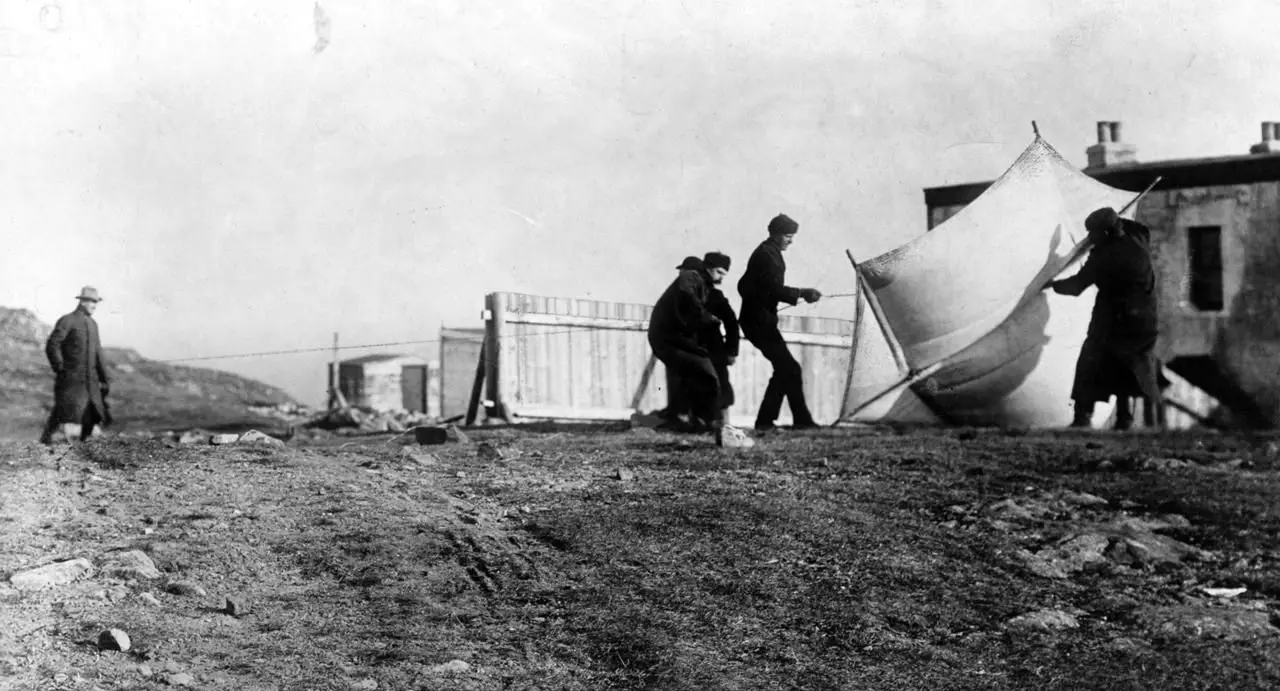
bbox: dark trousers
[747,327,814,428]
[40,406,101,444]
[650,340,722,426]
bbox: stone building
[924,121,1280,428]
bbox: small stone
[102,549,162,580]
[615,468,635,482]
[166,672,196,687]
[413,426,449,445]
[1005,609,1080,633]
[352,679,379,690]
[429,659,471,674]
[445,424,470,444]
[165,581,207,597]
[476,442,503,459]
[105,585,130,602]
[400,449,438,466]
[138,592,162,607]
[9,558,94,590]
[237,430,284,446]
[97,628,132,651]
[138,664,153,678]
[225,596,250,616]
[210,434,239,445]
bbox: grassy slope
[0,306,297,438]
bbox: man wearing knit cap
[1049,206,1164,430]
[737,213,823,432]
[648,254,751,447]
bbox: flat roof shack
[337,353,437,416]
[923,121,1280,428]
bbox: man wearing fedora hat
[39,286,113,444]
[1050,207,1165,430]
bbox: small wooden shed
[335,353,439,415]
[439,328,486,419]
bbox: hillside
[0,306,301,438]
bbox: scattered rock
[477,442,516,460]
[429,659,471,674]
[177,431,205,445]
[138,592,162,607]
[1059,490,1108,507]
[138,664,153,678]
[224,596,250,616]
[165,581,207,597]
[9,558,94,590]
[165,672,196,687]
[444,424,470,444]
[1135,605,1280,642]
[401,449,438,466]
[97,628,131,651]
[1005,609,1080,633]
[1140,457,1191,471]
[1200,586,1248,598]
[237,430,284,446]
[352,679,379,690]
[210,434,239,445]
[413,426,449,445]
[104,585,130,602]
[1019,534,1110,579]
[102,549,162,580]
[1107,637,1150,655]
[615,468,635,482]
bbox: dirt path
[2,427,1279,690]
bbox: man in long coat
[40,286,112,443]
[1050,207,1163,429]
[737,213,823,432]
[648,256,747,446]
[657,254,741,428]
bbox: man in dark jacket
[658,254,741,428]
[738,213,822,432]
[40,286,113,444]
[1050,207,1163,430]
[648,256,747,446]
[702,252,741,417]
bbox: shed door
[401,365,428,413]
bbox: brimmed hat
[75,286,102,302]
[676,256,703,271]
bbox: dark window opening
[1188,226,1224,311]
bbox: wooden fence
[473,291,855,426]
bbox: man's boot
[1070,401,1094,428]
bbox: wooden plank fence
[475,291,855,426]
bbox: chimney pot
[1096,122,1111,143]
[1264,122,1274,143]
[1272,122,1280,142]
[1109,121,1123,143]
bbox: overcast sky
[4,0,1279,406]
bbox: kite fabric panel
[840,136,1140,428]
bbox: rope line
[159,298,861,364]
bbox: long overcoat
[45,307,111,424]
[1052,219,1161,403]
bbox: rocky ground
[2,424,1279,690]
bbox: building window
[1187,226,1224,311]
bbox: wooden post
[631,354,659,411]
[835,251,865,425]
[465,334,486,427]
[483,293,514,423]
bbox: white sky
[4,0,1279,406]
